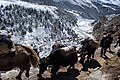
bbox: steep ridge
[20,0,120,19]
[92,14,120,41]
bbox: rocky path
[1,44,120,80]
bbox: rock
[92,14,120,42]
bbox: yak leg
[87,49,96,61]
[16,69,24,80]
[79,54,85,64]
[37,63,48,78]
[25,63,31,78]
[92,52,95,58]
[51,65,60,78]
[25,68,30,78]
[69,54,78,69]
[91,53,94,58]
[91,48,96,58]
[0,71,2,80]
[87,53,91,61]
[68,63,76,71]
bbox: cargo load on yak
[0,30,15,56]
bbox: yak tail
[22,45,40,67]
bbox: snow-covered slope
[54,0,120,19]
[96,0,120,6]
[53,0,98,8]
[0,0,93,58]
[20,0,120,19]
[53,0,120,7]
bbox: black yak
[79,38,98,64]
[37,46,78,78]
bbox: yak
[37,46,78,78]
[79,38,98,64]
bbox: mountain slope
[20,0,120,19]
[92,14,120,41]
[0,0,93,57]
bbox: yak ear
[46,57,49,60]
[46,57,51,63]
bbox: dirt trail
[76,44,120,80]
[1,44,120,80]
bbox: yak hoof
[0,78,2,80]
[16,76,22,80]
[38,76,44,80]
[37,74,42,77]
[25,73,29,78]
[51,74,57,78]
